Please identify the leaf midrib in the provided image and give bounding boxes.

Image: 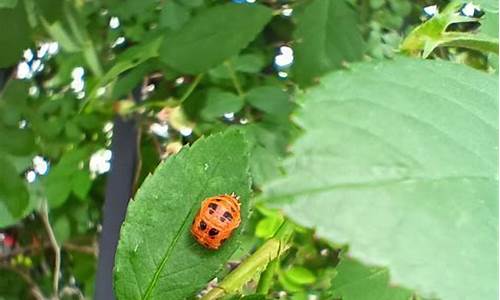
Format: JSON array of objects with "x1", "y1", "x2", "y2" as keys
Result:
[
  {"x1": 141, "y1": 204, "x2": 196, "y2": 300},
  {"x1": 265, "y1": 175, "x2": 494, "y2": 203}
]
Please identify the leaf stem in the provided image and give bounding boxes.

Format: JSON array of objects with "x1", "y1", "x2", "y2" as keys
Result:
[
  {"x1": 180, "y1": 74, "x2": 204, "y2": 103},
  {"x1": 40, "y1": 200, "x2": 61, "y2": 300},
  {"x1": 225, "y1": 61, "x2": 244, "y2": 97},
  {"x1": 201, "y1": 220, "x2": 295, "y2": 300}
]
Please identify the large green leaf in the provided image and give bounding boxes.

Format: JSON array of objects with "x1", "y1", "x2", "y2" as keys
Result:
[
  {"x1": 292, "y1": 0, "x2": 365, "y2": 86},
  {"x1": 159, "y1": 3, "x2": 272, "y2": 74},
  {"x1": 114, "y1": 130, "x2": 251, "y2": 300},
  {"x1": 331, "y1": 258, "x2": 412, "y2": 300},
  {"x1": 0, "y1": 155, "x2": 29, "y2": 227},
  {"x1": 0, "y1": 2, "x2": 30, "y2": 67},
  {"x1": 264, "y1": 58, "x2": 498, "y2": 300}
]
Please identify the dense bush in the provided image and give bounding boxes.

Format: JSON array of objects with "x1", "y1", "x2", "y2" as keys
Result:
[{"x1": 0, "y1": 0, "x2": 497, "y2": 299}]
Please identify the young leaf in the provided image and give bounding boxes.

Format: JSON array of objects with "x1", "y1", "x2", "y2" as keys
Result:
[
  {"x1": 0, "y1": 2, "x2": 31, "y2": 67},
  {"x1": 401, "y1": 2, "x2": 499, "y2": 57},
  {"x1": 245, "y1": 86, "x2": 292, "y2": 118},
  {"x1": 331, "y1": 258, "x2": 412, "y2": 300},
  {"x1": 292, "y1": 0, "x2": 365, "y2": 86},
  {"x1": 0, "y1": 155, "x2": 29, "y2": 227},
  {"x1": 44, "y1": 148, "x2": 92, "y2": 208},
  {"x1": 263, "y1": 58, "x2": 498, "y2": 300},
  {"x1": 201, "y1": 88, "x2": 244, "y2": 120},
  {"x1": 159, "y1": 3, "x2": 272, "y2": 74},
  {"x1": 114, "y1": 130, "x2": 251, "y2": 300}
]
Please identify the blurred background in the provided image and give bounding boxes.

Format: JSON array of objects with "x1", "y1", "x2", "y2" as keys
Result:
[{"x1": 0, "y1": 0, "x2": 497, "y2": 299}]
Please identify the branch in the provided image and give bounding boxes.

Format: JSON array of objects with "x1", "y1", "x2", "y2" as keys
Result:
[
  {"x1": 179, "y1": 74, "x2": 204, "y2": 103},
  {"x1": 39, "y1": 200, "x2": 61, "y2": 300},
  {"x1": 201, "y1": 220, "x2": 295, "y2": 300}
]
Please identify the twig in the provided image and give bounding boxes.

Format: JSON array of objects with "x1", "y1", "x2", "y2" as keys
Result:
[
  {"x1": 201, "y1": 220, "x2": 295, "y2": 300},
  {"x1": 224, "y1": 61, "x2": 244, "y2": 97},
  {"x1": 179, "y1": 73, "x2": 204, "y2": 102},
  {"x1": 40, "y1": 200, "x2": 61, "y2": 300},
  {"x1": 63, "y1": 242, "x2": 98, "y2": 256}
]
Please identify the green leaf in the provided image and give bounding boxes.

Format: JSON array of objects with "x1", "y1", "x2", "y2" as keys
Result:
[
  {"x1": 481, "y1": 11, "x2": 499, "y2": 39},
  {"x1": 53, "y1": 215, "x2": 71, "y2": 244},
  {"x1": 264, "y1": 58, "x2": 498, "y2": 300},
  {"x1": 0, "y1": 268, "x2": 31, "y2": 299},
  {"x1": 44, "y1": 148, "x2": 92, "y2": 208},
  {"x1": 201, "y1": 88, "x2": 244, "y2": 120},
  {"x1": 0, "y1": 155, "x2": 29, "y2": 227},
  {"x1": 72, "y1": 170, "x2": 92, "y2": 201},
  {"x1": 331, "y1": 258, "x2": 412, "y2": 300},
  {"x1": 159, "y1": 1, "x2": 190, "y2": 30},
  {"x1": 114, "y1": 130, "x2": 251, "y2": 300},
  {"x1": 0, "y1": 0, "x2": 16, "y2": 8},
  {"x1": 0, "y1": 2, "x2": 31, "y2": 67},
  {"x1": 0, "y1": 125, "x2": 35, "y2": 156},
  {"x1": 159, "y1": 3, "x2": 272, "y2": 74},
  {"x1": 255, "y1": 213, "x2": 283, "y2": 239},
  {"x1": 284, "y1": 266, "x2": 316, "y2": 285},
  {"x1": 438, "y1": 32, "x2": 499, "y2": 55},
  {"x1": 475, "y1": 0, "x2": 499, "y2": 12},
  {"x1": 401, "y1": 2, "x2": 499, "y2": 57},
  {"x1": 245, "y1": 86, "x2": 291, "y2": 117},
  {"x1": 292, "y1": 0, "x2": 365, "y2": 86}
]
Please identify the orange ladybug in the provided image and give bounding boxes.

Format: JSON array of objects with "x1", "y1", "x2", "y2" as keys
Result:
[{"x1": 191, "y1": 193, "x2": 241, "y2": 250}]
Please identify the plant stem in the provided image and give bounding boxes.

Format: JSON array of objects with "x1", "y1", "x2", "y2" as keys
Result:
[
  {"x1": 225, "y1": 61, "x2": 244, "y2": 97},
  {"x1": 201, "y1": 220, "x2": 295, "y2": 300},
  {"x1": 179, "y1": 73, "x2": 204, "y2": 102},
  {"x1": 40, "y1": 200, "x2": 61, "y2": 300}
]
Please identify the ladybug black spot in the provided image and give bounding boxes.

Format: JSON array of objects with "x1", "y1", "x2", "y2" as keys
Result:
[
  {"x1": 199, "y1": 220, "x2": 207, "y2": 231},
  {"x1": 219, "y1": 217, "x2": 225, "y2": 222},
  {"x1": 209, "y1": 209, "x2": 214, "y2": 214},
  {"x1": 223, "y1": 212, "x2": 233, "y2": 221},
  {"x1": 216, "y1": 198, "x2": 222, "y2": 202},
  {"x1": 208, "y1": 228, "x2": 219, "y2": 236},
  {"x1": 208, "y1": 203, "x2": 218, "y2": 210}
]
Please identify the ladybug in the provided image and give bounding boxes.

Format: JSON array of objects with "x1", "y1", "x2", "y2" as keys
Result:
[{"x1": 191, "y1": 193, "x2": 241, "y2": 250}]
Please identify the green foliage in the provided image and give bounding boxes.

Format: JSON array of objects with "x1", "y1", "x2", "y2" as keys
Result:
[
  {"x1": 245, "y1": 86, "x2": 291, "y2": 118},
  {"x1": 114, "y1": 130, "x2": 251, "y2": 299},
  {"x1": 401, "y1": 2, "x2": 499, "y2": 57},
  {"x1": 0, "y1": 0, "x2": 497, "y2": 299},
  {"x1": 264, "y1": 58, "x2": 498, "y2": 300},
  {"x1": 201, "y1": 88, "x2": 244, "y2": 120},
  {"x1": 331, "y1": 257, "x2": 412, "y2": 300},
  {"x1": 44, "y1": 148, "x2": 92, "y2": 208},
  {"x1": 292, "y1": 0, "x2": 365, "y2": 85},
  {"x1": 0, "y1": 2, "x2": 30, "y2": 67},
  {"x1": 159, "y1": 3, "x2": 272, "y2": 74},
  {"x1": 0, "y1": 156, "x2": 29, "y2": 227}
]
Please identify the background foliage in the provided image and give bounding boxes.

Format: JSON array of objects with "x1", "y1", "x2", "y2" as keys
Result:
[{"x1": 0, "y1": 0, "x2": 497, "y2": 300}]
